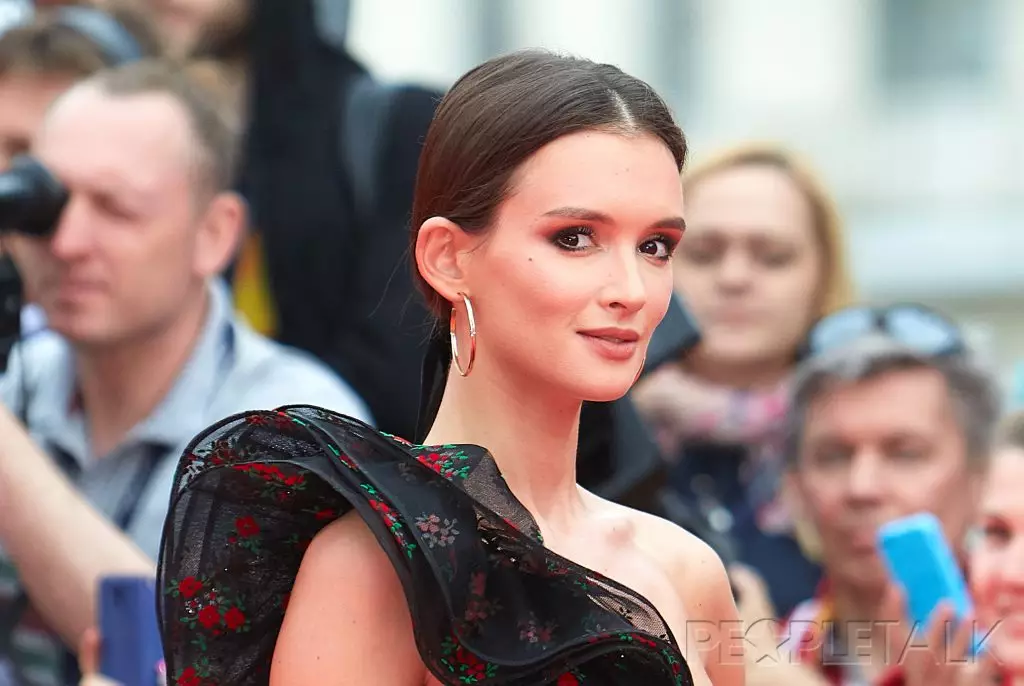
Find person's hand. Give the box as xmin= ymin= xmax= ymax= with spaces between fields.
xmin=78 ymin=627 xmax=122 ymax=686
xmin=631 ymin=366 xmax=700 ymax=457
xmin=729 ymin=564 xmax=778 ymax=664
xmin=730 ymin=564 xmax=832 ymax=686
xmin=901 ymin=602 xmax=999 ymax=686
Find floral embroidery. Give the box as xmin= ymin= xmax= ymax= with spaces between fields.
xmin=361 ymin=483 xmax=417 ymax=558
xmin=165 ymin=575 xmax=251 ymax=659
xmin=244 ymin=411 xmax=298 ymax=431
xmin=227 ymin=515 xmax=261 ymax=553
xmin=415 ymin=513 xmax=459 ymax=548
xmin=327 ymin=443 xmax=358 ymax=471
xmin=461 ymin=571 xmax=502 ymax=627
xmin=620 ymin=632 xmax=658 ymax=649
xmin=518 ymin=613 xmax=557 ymax=645
xmin=173 ymin=661 xmax=210 ymax=686
xmin=439 ymin=634 xmax=499 ymax=683
xmin=662 ymin=647 xmax=686 ymax=684
xmin=381 ymin=432 xmax=413 ymax=447
xmin=411 ymin=445 xmax=474 ymax=481
xmin=231 ymin=462 xmax=306 ymax=504
xmin=159 ymin=409 xmax=691 ymax=686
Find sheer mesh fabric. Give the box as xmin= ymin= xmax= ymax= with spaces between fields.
xmin=158 ymin=406 xmax=693 ymax=685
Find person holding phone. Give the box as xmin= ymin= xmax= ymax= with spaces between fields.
xmin=898 ymin=410 xmax=1024 ymax=686
xmin=777 ymin=304 xmax=1001 ymax=685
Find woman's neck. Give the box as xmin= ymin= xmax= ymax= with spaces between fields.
xmin=424 ymin=363 xmax=586 ymax=537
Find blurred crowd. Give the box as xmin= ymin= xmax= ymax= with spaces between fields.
xmin=0 ymin=1 xmax=1019 ymax=686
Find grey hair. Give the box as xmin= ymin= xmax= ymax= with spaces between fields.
xmin=785 ymin=334 xmax=1002 ymax=469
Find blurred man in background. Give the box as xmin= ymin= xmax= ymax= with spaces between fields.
xmin=0 ymin=59 xmax=368 ymax=686
xmin=0 ymin=1 xmax=164 ymax=338
xmin=778 ymin=308 xmax=1000 ymax=685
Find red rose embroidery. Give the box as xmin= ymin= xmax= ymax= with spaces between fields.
xmin=177 ymin=577 xmax=202 ymax=599
xmin=235 ymin=516 xmax=259 ymax=537
xmin=176 ymin=666 xmax=200 ymax=686
xmin=197 ymin=605 xmax=220 ymax=629
xmin=223 ymin=607 xmax=246 ymax=630
xmin=557 ymin=673 xmax=580 ymax=686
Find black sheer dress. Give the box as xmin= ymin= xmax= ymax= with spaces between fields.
xmin=157 ymin=405 xmax=693 ymax=685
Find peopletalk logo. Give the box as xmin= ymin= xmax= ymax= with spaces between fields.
xmin=678 ymin=618 xmax=1003 ymax=667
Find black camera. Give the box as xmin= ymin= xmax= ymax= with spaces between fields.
xmin=0 ymin=155 xmax=68 ymax=237
xmin=0 ymin=155 xmax=68 ymax=372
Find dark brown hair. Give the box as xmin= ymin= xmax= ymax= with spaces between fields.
xmin=410 ymin=49 xmax=688 ymax=319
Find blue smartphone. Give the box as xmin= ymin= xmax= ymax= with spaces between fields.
xmin=98 ymin=575 xmax=164 ymax=686
xmin=877 ymin=513 xmax=982 ymax=654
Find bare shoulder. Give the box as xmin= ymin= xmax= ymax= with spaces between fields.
xmin=583 ymin=493 xmax=729 ymax=599
xmin=583 ymin=494 xmax=745 ymax=686
xmin=270 ymin=512 xmax=424 ymax=686
xmin=628 ymin=508 xmax=731 ymax=610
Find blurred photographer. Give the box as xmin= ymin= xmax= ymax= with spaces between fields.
xmin=0 ymin=59 xmax=370 ymax=686
xmin=0 ymin=1 xmax=164 ymax=342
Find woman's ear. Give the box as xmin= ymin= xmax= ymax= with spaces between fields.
xmin=415 ymin=216 xmax=474 ymax=303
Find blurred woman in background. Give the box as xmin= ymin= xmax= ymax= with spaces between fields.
xmin=632 ymin=144 xmax=855 ymax=616
xmin=964 ymin=411 xmax=1024 ymax=680
xmin=900 ymin=411 xmax=1024 ymax=686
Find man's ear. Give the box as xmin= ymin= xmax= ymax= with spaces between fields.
xmin=194 ymin=191 xmax=246 ymax=277
xmin=414 ymin=216 xmax=476 ymax=304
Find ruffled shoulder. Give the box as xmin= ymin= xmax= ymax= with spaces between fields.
xmin=157 ymin=405 xmax=692 ymax=686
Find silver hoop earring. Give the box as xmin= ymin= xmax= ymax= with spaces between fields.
xmin=450 ymin=292 xmax=477 ymax=376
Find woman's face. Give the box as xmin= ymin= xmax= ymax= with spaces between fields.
xmin=461 ymin=130 xmax=685 ymax=403
xmin=674 ymin=163 xmax=823 ymax=376
xmin=972 ymin=447 xmax=1024 ymax=670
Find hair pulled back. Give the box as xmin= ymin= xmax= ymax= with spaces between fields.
xmin=410 ymin=49 xmax=688 ymax=319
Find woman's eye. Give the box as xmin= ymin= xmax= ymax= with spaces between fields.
xmin=640 ymin=236 xmax=675 ymax=260
xmin=552 ymin=227 xmax=595 ymax=251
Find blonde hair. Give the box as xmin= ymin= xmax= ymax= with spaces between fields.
xmin=682 ymin=142 xmax=856 ymax=318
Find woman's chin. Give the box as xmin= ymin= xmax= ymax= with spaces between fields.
xmin=576 ymin=378 xmax=637 ymax=404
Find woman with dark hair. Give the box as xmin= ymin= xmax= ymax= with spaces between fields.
xmin=157 ymin=49 xmax=742 ymax=686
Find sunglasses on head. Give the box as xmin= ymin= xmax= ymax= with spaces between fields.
xmin=803 ymin=304 xmax=965 ymax=359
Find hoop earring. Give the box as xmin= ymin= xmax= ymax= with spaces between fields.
xmin=450 ymin=292 xmax=477 ymax=377
xmin=633 ymin=356 xmax=647 ymax=385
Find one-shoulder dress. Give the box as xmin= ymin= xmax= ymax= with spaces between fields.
xmin=157 ymin=405 xmax=693 ymax=685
